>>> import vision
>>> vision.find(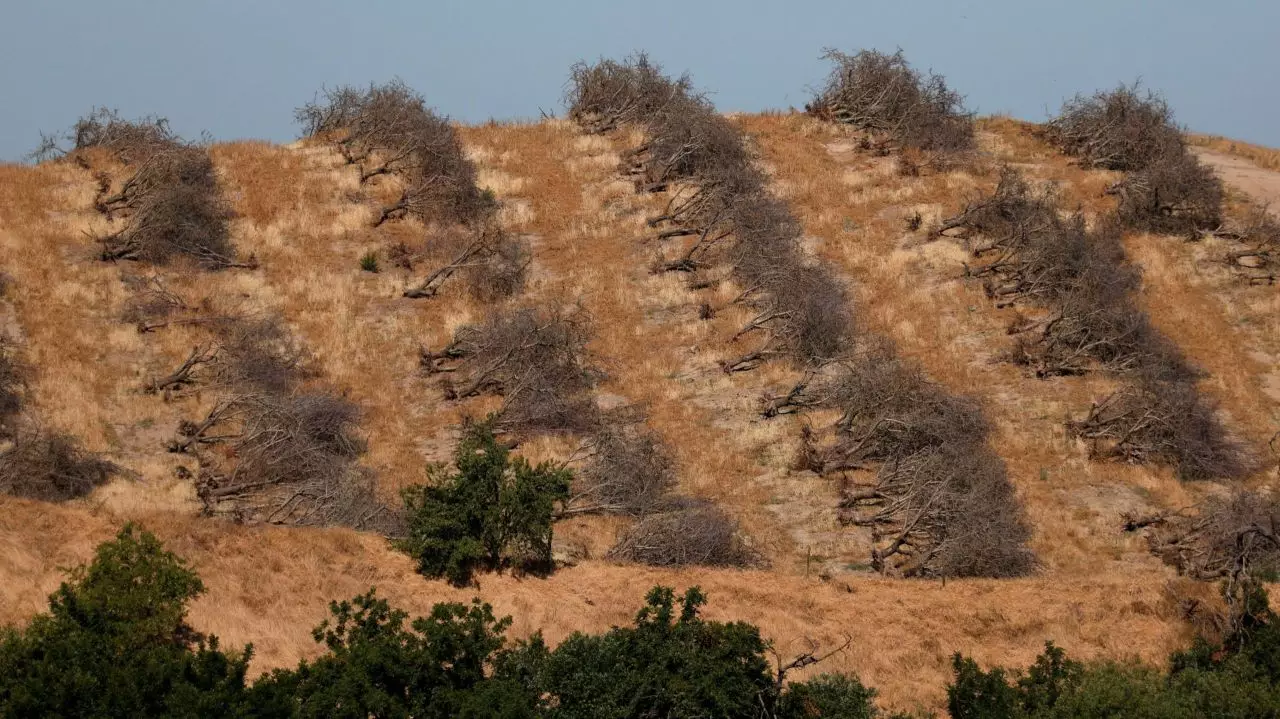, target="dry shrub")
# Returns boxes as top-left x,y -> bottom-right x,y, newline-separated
1216,205 -> 1279,282
1068,377 -> 1253,481
795,345 -> 1034,578
1110,149 -> 1224,235
403,226 -> 529,301
575,422 -> 677,517
438,305 -> 602,435
1136,490 -> 1280,581
808,48 -> 974,152
0,428 -> 117,502
0,336 -> 23,438
1046,84 -> 1183,171
565,53 -> 693,133
298,80 -> 492,226
194,393 -> 397,531
96,144 -> 241,269
607,499 -> 760,568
